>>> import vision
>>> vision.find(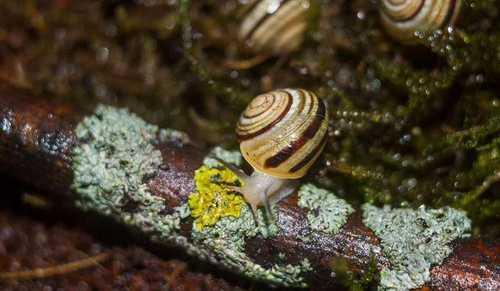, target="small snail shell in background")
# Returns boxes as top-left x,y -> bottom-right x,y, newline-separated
380,0 -> 462,43
239,0 -> 311,55
228,89 -> 328,219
